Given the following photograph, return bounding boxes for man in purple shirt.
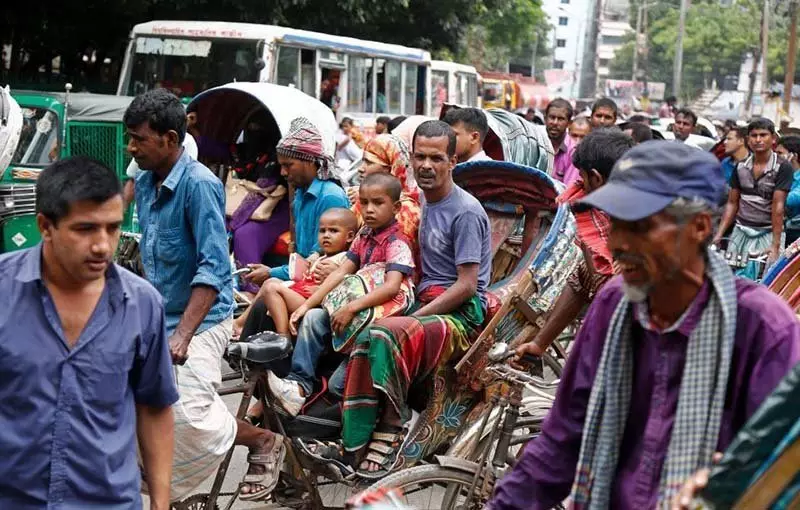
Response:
[489,141,800,509]
[546,98,580,186]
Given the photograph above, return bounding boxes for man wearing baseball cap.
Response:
[489,141,800,510]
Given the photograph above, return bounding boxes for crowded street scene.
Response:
[1,0,800,508]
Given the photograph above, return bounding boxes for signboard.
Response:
[604,79,666,101]
[136,37,212,57]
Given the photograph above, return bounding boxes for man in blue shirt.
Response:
[0,157,178,509]
[720,126,749,183]
[125,89,284,502]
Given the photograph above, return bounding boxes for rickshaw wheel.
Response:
[171,493,220,510]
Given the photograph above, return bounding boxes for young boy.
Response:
[232,208,358,336]
[270,173,416,415]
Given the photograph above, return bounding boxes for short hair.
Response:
[675,108,698,126]
[545,98,574,120]
[628,114,649,124]
[591,97,618,117]
[320,207,359,232]
[387,116,407,133]
[376,116,391,126]
[360,172,403,202]
[665,96,677,104]
[340,117,354,128]
[724,119,737,130]
[442,107,489,143]
[571,116,591,128]
[123,88,186,142]
[730,126,748,140]
[36,156,122,224]
[413,120,457,158]
[572,127,635,180]
[778,135,800,155]
[748,117,776,135]
[626,123,653,144]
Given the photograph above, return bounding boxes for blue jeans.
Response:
[286,308,347,397]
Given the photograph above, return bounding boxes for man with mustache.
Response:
[489,141,800,509]
[713,118,793,279]
[0,157,178,509]
[546,98,579,186]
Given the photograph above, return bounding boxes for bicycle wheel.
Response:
[366,464,488,510]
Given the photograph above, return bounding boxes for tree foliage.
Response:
[609,0,799,99]
[1,0,549,90]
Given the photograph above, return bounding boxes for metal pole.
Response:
[761,0,770,95]
[673,0,689,100]
[632,5,643,82]
[783,0,798,114]
[642,3,650,96]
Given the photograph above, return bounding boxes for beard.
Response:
[622,281,651,303]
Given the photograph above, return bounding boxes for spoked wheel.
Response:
[171,493,220,510]
[366,465,490,510]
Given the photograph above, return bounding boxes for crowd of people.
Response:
[1,81,799,510]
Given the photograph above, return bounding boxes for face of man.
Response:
[449,121,480,163]
[673,114,696,141]
[608,210,710,302]
[546,107,571,144]
[724,130,745,157]
[591,107,617,128]
[38,197,124,283]
[126,123,180,172]
[375,122,387,135]
[278,154,317,188]
[412,135,457,193]
[748,128,775,155]
[776,144,799,170]
[570,121,591,144]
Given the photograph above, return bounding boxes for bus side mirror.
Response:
[254,59,266,71]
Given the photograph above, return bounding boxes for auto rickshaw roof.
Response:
[14,91,135,122]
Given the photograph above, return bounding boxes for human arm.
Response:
[714,188,740,245]
[137,405,174,510]
[289,258,358,335]
[414,263,479,317]
[769,190,787,263]
[331,270,406,336]
[514,284,586,358]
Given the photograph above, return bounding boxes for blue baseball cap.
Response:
[576,140,725,221]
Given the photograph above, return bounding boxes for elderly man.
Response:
[489,141,800,509]
[125,89,284,502]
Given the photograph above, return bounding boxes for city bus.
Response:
[430,60,480,117]
[115,21,432,132]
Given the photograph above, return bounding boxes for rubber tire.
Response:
[366,464,484,510]
[171,493,220,510]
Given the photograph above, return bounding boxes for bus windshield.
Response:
[125,36,262,98]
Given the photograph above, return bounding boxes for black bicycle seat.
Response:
[228,331,293,365]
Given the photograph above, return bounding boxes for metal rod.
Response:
[632,5,644,82]
[761,0,771,95]
[784,0,798,114]
[673,0,689,99]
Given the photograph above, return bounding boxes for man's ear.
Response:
[167,130,181,148]
[37,213,54,241]
[589,169,605,189]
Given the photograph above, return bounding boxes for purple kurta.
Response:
[490,276,800,510]
[552,136,579,187]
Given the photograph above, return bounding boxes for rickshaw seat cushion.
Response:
[240,331,293,365]
[270,231,291,257]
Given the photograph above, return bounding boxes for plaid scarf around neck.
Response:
[571,248,738,509]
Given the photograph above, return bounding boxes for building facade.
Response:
[541,0,591,98]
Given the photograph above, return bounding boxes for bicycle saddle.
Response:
[227,331,293,365]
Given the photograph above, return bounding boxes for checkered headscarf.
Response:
[276,117,334,180]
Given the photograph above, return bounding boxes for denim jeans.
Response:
[286,308,346,397]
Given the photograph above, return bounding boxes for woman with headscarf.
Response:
[350,134,422,260]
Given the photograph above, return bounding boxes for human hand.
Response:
[169,333,191,365]
[670,452,723,510]
[331,305,357,336]
[766,246,780,267]
[346,186,360,206]
[313,258,339,282]
[510,341,544,370]
[290,305,309,336]
[244,264,270,285]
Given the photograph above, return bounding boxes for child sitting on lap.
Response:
[269,173,416,415]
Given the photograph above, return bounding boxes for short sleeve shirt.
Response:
[418,185,493,307]
[346,220,415,276]
[731,152,793,227]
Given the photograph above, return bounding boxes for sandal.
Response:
[295,438,356,481]
[238,434,286,502]
[356,426,407,480]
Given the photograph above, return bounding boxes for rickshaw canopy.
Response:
[188,82,337,160]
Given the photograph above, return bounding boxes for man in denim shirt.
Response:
[126,89,284,502]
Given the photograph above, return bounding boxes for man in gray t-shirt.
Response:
[715,118,792,279]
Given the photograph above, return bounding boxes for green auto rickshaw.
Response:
[4,85,137,253]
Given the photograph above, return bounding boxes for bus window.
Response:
[432,70,448,115]
[404,63,418,115]
[300,49,315,96]
[276,46,300,87]
[348,56,373,112]
[386,61,402,114]
[128,36,260,97]
[467,75,478,107]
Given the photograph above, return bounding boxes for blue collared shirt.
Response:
[135,150,234,334]
[0,245,179,509]
[270,178,349,280]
